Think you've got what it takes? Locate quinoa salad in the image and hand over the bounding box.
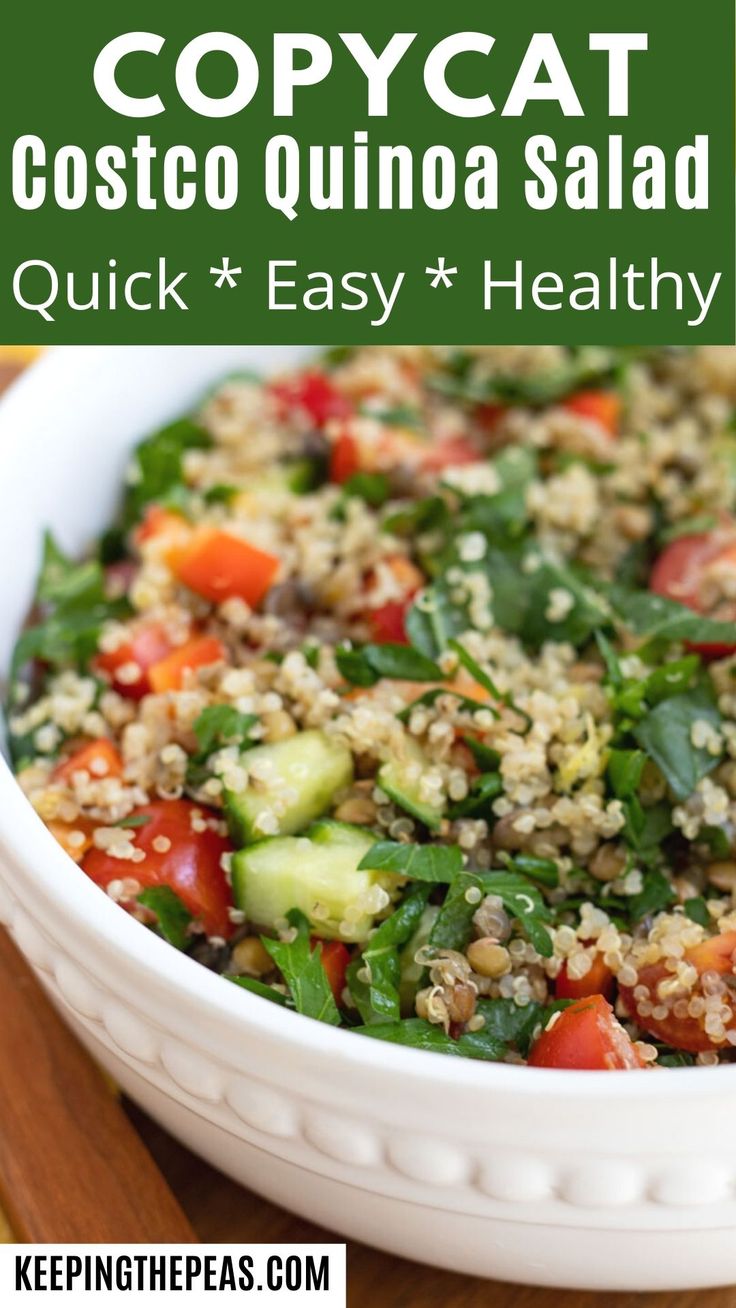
[10,346,736,1070]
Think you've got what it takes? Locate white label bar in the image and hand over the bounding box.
[0,1245,346,1307]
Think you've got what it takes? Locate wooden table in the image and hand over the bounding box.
[0,349,731,1306]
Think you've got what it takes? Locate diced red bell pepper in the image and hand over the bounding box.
[618,931,736,1053]
[562,389,621,437]
[96,620,175,700]
[83,798,234,939]
[313,938,350,1002]
[271,371,352,427]
[54,738,123,784]
[173,529,279,607]
[528,995,645,1070]
[148,635,227,694]
[556,950,615,1002]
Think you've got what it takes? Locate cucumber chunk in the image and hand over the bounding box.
[231,829,394,941]
[226,730,353,844]
[378,737,445,831]
[307,818,377,847]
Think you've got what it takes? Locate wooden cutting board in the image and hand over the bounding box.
[0,349,731,1305]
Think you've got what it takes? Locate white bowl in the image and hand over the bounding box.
[1,347,736,1291]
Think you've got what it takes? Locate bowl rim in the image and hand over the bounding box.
[1,345,734,1101]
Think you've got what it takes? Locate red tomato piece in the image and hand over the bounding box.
[419,437,481,472]
[95,621,175,699]
[528,995,646,1070]
[650,528,736,657]
[366,555,424,645]
[618,931,736,1054]
[369,600,411,644]
[173,529,279,607]
[562,389,621,437]
[148,635,227,694]
[313,939,349,1002]
[475,403,507,433]
[83,799,234,940]
[271,371,352,427]
[54,738,123,784]
[329,430,361,484]
[556,950,615,1002]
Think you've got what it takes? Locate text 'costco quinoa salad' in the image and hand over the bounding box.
[11,345,736,1070]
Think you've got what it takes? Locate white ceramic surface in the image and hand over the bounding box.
[1,347,735,1291]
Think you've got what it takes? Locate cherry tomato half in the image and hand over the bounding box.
[650,528,736,657]
[528,995,645,1070]
[271,372,352,427]
[83,799,234,940]
[95,621,175,700]
[366,555,424,645]
[618,930,736,1054]
[54,738,123,784]
[313,939,350,1003]
[556,950,615,1002]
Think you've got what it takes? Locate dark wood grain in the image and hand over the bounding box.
[0,929,197,1243]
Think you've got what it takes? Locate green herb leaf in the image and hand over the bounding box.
[347,886,431,1024]
[352,1017,504,1062]
[10,533,128,684]
[337,643,443,686]
[475,998,571,1058]
[684,897,711,927]
[608,748,647,800]
[122,418,211,527]
[405,580,473,658]
[261,910,341,1026]
[608,586,736,649]
[137,886,193,951]
[187,705,260,788]
[429,358,619,409]
[193,705,260,755]
[628,870,676,923]
[225,975,291,1006]
[429,872,483,951]
[383,496,449,538]
[342,472,389,507]
[499,853,559,889]
[362,404,423,428]
[633,684,723,800]
[203,483,239,505]
[447,639,503,701]
[359,841,463,883]
[447,772,503,819]
[478,871,553,956]
[461,737,501,771]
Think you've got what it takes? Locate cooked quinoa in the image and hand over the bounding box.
[9,345,736,1069]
